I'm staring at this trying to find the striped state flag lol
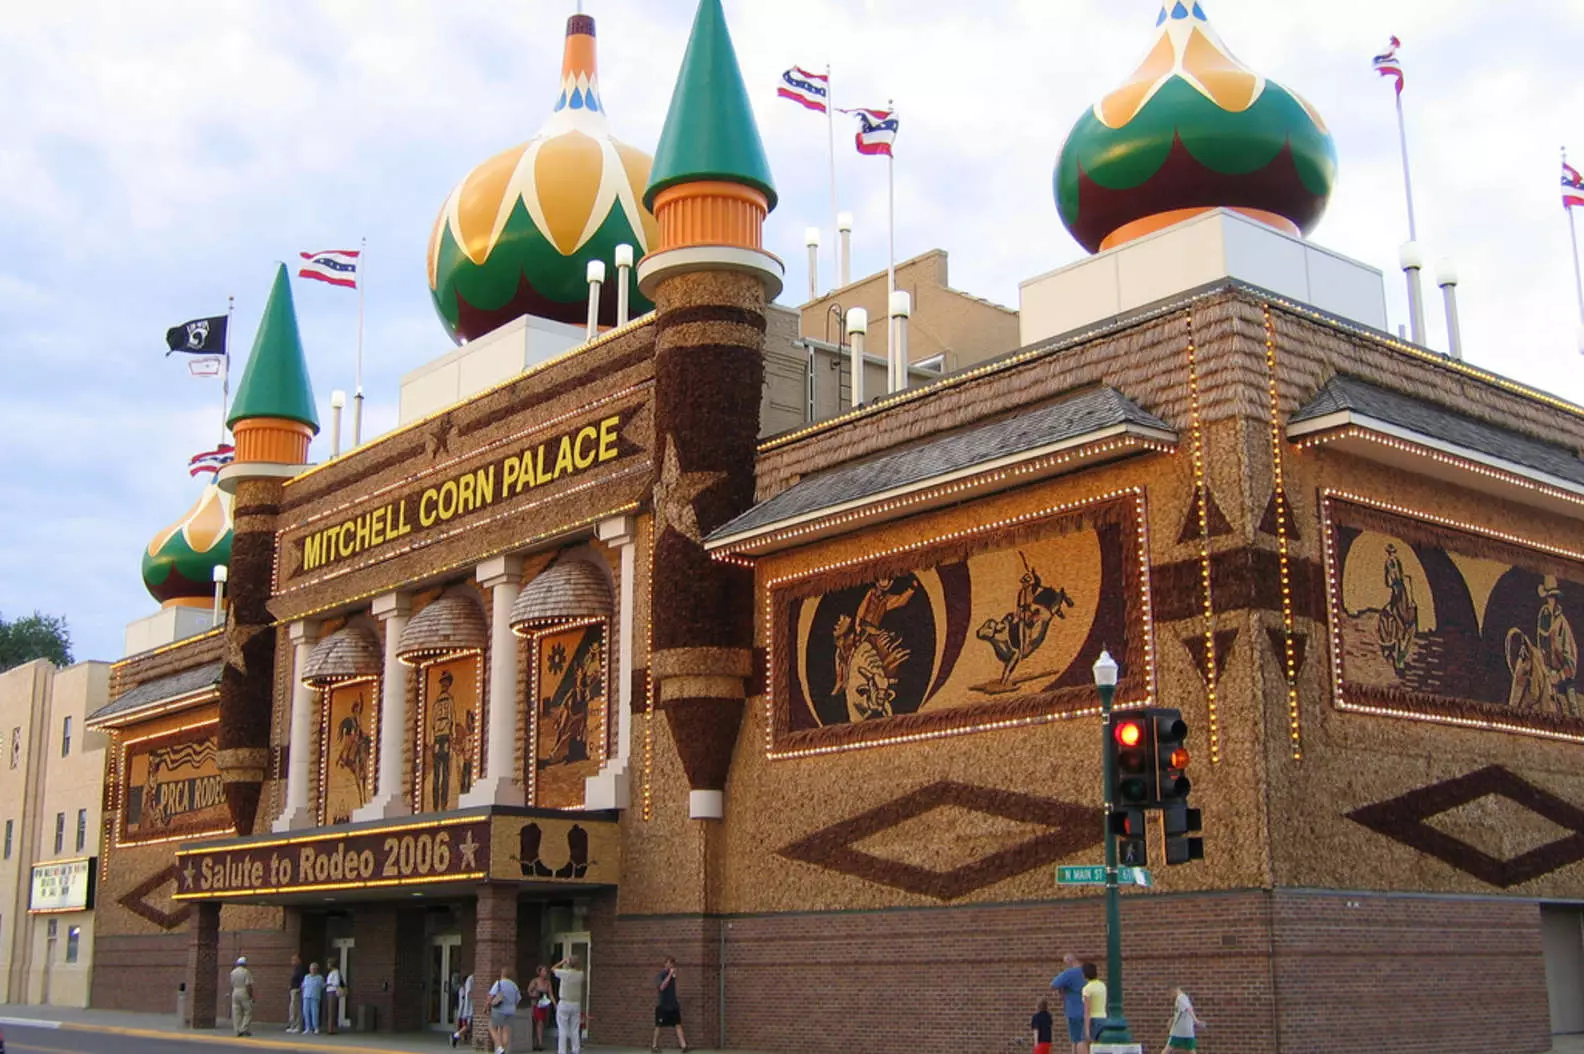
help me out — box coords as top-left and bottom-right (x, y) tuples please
(298, 249), (360, 289)
(778, 66), (829, 113)
(846, 107), (899, 157)
(189, 444), (235, 477)
(1564, 161), (1584, 210)
(1372, 36), (1404, 95)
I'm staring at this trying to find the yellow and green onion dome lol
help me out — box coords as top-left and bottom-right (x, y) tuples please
(1055, 1), (1337, 254)
(141, 483), (233, 608)
(427, 12), (659, 343)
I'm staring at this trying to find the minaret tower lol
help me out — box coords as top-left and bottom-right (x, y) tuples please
(216, 263), (319, 835)
(638, 0), (781, 821)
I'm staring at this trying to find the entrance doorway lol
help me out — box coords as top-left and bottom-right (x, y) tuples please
(548, 932), (591, 1042)
(329, 938), (354, 1030)
(427, 934), (463, 1031)
(1543, 905), (1584, 1035)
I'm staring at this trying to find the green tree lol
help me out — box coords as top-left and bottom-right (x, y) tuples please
(0, 612), (73, 672)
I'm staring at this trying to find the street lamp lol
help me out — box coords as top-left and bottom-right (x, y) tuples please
(1092, 649), (1136, 1049)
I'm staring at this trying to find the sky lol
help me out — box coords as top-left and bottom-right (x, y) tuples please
(2, 0), (1583, 665)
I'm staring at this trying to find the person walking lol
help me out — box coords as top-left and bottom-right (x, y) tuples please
(1081, 962), (1107, 1050)
(324, 962), (344, 1034)
(1030, 997), (1054, 1054)
(1049, 953), (1087, 1054)
(1162, 987), (1206, 1053)
(452, 971), (475, 1049)
(526, 965), (556, 1051)
(488, 967), (523, 1054)
(552, 954), (585, 1054)
(286, 954), (306, 1034)
(301, 963), (326, 1035)
(651, 956), (688, 1053)
(229, 956), (255, 1037)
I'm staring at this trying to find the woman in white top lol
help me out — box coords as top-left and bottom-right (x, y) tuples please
(552, 955), (585, 1054)
(1163, 987), (1206, 1052)
(451, 973), (474, 1049)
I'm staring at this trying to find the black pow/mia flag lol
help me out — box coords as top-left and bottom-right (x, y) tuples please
(165, 315), (228, 355)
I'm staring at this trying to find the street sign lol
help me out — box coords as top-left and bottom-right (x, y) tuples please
(1056, 865), (1152, 888)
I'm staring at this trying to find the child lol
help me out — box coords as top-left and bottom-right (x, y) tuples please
(1031, 996), (1053, 1054)
(1081, 962), (1107, 1046)
(1163, 987), (1205, 1052)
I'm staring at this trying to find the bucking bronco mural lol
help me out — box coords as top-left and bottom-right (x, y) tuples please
(532, 621), (607, 809)
(323, 680), (376, 825)
(1326, 498), (1584, 734)
(771, 495), (1150, 753)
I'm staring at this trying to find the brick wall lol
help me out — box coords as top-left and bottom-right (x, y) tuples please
(593, 890), (1548, 1054)
(351, 903), (426, 1034)
(93, 933), (189, 1013)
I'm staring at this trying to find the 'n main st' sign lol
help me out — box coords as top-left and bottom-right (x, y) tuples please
(173, 811), (619, 899)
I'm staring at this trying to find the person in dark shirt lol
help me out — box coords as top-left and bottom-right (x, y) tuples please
(651, 956), (688, 1053)
(286, 954), (307, 1034)
(1031, 997), (1053, 1054)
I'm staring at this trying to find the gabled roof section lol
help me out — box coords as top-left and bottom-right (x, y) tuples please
(644, 0), (776, 211)
(708, 387), (1175, 554)
(227, 263), (320, 432)
(1290, 375), (1584, 488)
(89, 660), (222, 728)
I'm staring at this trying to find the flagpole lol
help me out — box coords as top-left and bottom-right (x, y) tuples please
(221, 295), (234, 446)
(353, 236), (366, 447)
(1567, 150), (1584, 324)
(1394, 89), (1418, 242)
(826, 63), (839, 293)
(886, 101), (897, 392)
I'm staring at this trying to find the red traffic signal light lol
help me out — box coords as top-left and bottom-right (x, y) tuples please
(1115, 720), (1143, 748)
(1110, 716), (1154, 805)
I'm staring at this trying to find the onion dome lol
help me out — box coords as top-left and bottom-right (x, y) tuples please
(1055, 1), (1337, 254)
(142, 483), (233, 607)
(428, 12), (659, 343)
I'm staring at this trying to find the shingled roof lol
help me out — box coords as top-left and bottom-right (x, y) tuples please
(708, 386), (1174, 547)
(89, 660), (222, 726)
(1290, 375), (1584, 488)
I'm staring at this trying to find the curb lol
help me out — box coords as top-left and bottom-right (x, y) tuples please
(39, 1019), (428, 1054)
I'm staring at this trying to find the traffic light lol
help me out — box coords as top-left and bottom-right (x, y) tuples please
(1152, 709), (1192, 805)
(1111, 715), (1154, 806)
(1163, 804), (1205, 864)
(1109, 808), (1148, 867)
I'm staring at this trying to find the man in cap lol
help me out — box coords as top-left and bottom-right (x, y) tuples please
(230, 955), (255, 1036)
(431, 669), (456, 810)
(1537, 576), (1579, 716)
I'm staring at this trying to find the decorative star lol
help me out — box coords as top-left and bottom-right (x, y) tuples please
(181, 860), (196, 890)
(458, 829), (479, 871)
(223, 620), (267, 676)
(655, 438), (726, 544)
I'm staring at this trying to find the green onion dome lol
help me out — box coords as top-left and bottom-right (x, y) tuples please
(427, 12), (658, 343)
(1055, 1), (1337, 254)
(142, 483), (233, 607)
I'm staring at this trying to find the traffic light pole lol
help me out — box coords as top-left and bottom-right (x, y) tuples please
(1097, 672), (1136, 1049)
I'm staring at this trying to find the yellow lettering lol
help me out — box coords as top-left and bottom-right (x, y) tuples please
(438, 478), (458, 521)
(599, 415), (620, 461)
(474, 466), (495, 507)
(502, 454), (520, 498)
(573, 426), (598, 469)
(369, 507), (386, 548)
(553, 436), (574, 479)
(457, 472), (475, 514)
(419, 488), (439, 527)
(304, 533), (323, 571)
(354, 512), (372, 553)
(535, 443), (548, 483)
(338, 522), (356, 559)
(395, 500), (412, 537)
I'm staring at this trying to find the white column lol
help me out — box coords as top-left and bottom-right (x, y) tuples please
(274, 619), (319, 832)
(355, 592), (413, 821)
(461, 556), (526, 808)
(587, 514), (637, 810)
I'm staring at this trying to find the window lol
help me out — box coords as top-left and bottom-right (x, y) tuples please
(3, 820), (11, 859)
(65, 926), (80, 964)
(46, 918), (57, 938)
(75, 809), (87, 853)
(53, 812), (64, 854)
(60, 716), (71, 757)
(9, 728), (18, 769)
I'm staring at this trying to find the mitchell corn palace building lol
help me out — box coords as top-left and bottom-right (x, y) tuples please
(87, 2), (1584, 1052)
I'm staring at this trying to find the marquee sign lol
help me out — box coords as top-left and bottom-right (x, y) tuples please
(172, 812), (618, 899)
(275, 388), (651, 593)
(29, 858), (95, 913)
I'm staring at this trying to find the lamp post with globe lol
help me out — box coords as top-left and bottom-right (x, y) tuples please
(1093, 649), (1137, 1049)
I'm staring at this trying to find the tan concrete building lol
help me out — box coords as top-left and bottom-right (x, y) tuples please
(0, 658), (110, 1006)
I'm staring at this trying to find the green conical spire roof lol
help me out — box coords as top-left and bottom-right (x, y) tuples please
(644, 0), (777, 212)
(227, 263), (320, 433)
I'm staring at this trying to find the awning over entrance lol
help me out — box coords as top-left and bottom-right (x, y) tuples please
(172, 806), (618, 904)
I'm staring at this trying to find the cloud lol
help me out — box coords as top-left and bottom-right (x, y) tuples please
(3, 0), (1584, 662)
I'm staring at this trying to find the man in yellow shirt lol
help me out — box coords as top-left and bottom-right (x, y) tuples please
(1080, 961), (1107, 1052)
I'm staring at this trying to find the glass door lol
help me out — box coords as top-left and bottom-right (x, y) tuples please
(427, 934), (463, 1030)
(549, 931), (591, 1039)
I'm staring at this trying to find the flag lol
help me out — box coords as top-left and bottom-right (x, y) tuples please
(1564, 160), (1584, 210)
(188, 356), (224, 378)
(1373, 35), (1404, 95)
(165, 315), (228, 356)
(188, 444), (235, 477)
(298, 249), (360, 289)
(778, 66), (829, 113)
(845, 107), (899, 157)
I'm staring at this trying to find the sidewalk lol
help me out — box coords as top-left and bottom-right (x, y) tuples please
(0, 1003), (767, 1054)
